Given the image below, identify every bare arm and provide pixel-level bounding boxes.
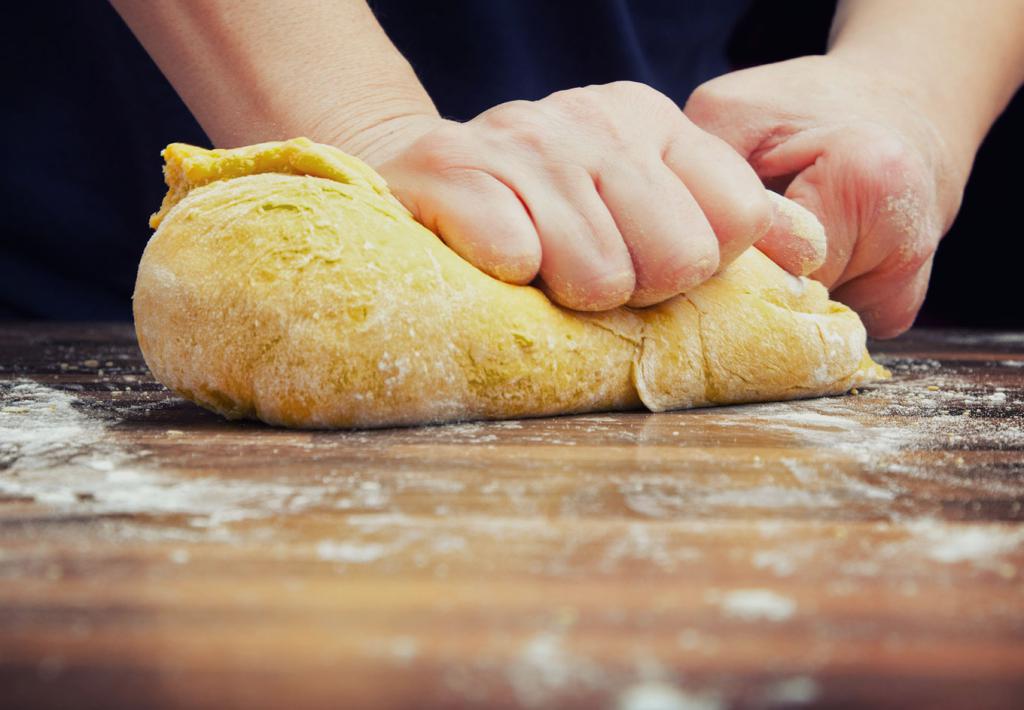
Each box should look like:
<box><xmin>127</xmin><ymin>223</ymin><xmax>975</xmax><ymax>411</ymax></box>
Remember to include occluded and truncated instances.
<box><xmin>830</xmin><ymin>0</ymin><xmax>1024</xmax><ymax>174</ymax></box>
<box><xmin>109</xmin><ymin>0</ymin><xmax>790</xmax><ymax>313</ymax></box>
<box><xmin>110</xmin><ymin>0</ymin><xmax>438</xmax><ymax>162</ymax></box>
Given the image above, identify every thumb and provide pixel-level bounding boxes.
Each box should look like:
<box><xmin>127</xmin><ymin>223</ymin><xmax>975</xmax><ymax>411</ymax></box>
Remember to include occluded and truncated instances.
<box><xmin>757</xmin><ymin>131</ymin><xmax>853</xmax><ymax>287</ymax></box>
<box><xmin>726</xmin><ymin>124</ymin><xmax>842</xmax><ymax>281</ymax></box>
<box><xmin>755</xmin><ymin>193</ymin><xmax>827</xmax><ymax>276</ymax></box>
<box><xmin>685</xmin><ymin>78</ymin><xmax>835</xmax><ymax>277</ymax></box>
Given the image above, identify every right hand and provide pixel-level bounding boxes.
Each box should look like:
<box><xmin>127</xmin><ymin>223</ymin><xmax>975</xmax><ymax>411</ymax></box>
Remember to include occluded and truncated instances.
<box><xmin>684</xmin><ymin>55</ymin><xmax>967</xmax><ymax>337</ymax></box>
<box><xmin>359</xmin><ymin>81</ymin><xmax>776</xmax><ymax>311</ymax></box>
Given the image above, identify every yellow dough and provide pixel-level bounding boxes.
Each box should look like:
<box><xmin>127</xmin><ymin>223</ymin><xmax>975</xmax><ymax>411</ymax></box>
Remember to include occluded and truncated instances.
<box><xmin>133</xmin><ymin>138</ymin><xmax>888</xmax><ymax>428</ymax></box>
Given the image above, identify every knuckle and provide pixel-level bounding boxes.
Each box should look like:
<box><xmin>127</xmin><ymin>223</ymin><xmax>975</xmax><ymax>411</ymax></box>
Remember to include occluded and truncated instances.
<box><xmin>844</xmin><ymin>128</ymin><xmax>931</xmax><ymax>206</ymax></box>
<box><xmin>842</xmin><ymin>127</ymin><xmax>941</xmax><ymax>252</ymax></box>
<box><xmin>608</xmin><ymin>80</ymin><xmax>679</xmax><ymax>118</ymax></box>
<box><xmin>684</xmin><ymin>80</ymin><xmax>727</xmax><ymax>123</ymax></box>
<box><xmin>481</xmin><ymin>100</ymin><xmax>537</xmax><ymax>130</ymax></box>
<box><xmin>543</xmin><ymin>221</ymin><xmax>636</xmax><ymax>309</ymax></box>
<box><xmin>607</xmin><ymin>79</ymin><xmax>644</xmax><ymax>91</ymax></box>
<box><xmin>410</xmin><ymin>124</ymin><xmax>470</xmax><ymax>173</ymax></box>
<box><xmin>854</xmin><ymin>130</ymin><xmax>918</xmax><ymax>177</ymax></box>
<box><xmin>547</xmin><ymin>87</ymin><xmax>616</xmax><ymax>131</ymax></box>
<box><xmin>482</xmin><ymin>100</ymin><xmax>554</xmax><ymax>153</ymax></box>
<box><xmin>606</xmin><ymin>80</ymin><xmax>663</xmax><ymax>102</ymax></box>
<box><xmin>552</xmin><ymin>82</ymin><xmax>678</xmax><ymax>138</ymax></box>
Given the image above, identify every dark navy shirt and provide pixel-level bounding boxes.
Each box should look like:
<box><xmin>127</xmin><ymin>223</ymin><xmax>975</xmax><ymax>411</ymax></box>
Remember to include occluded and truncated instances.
<box><xmin>1</xmin><ymin>1</ymin><xmax>750</xmax><ymax>319</ymax></box>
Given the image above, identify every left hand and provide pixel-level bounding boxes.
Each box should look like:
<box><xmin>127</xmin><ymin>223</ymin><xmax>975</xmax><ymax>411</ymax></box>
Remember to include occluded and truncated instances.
<box><xmin>685</xmin><ymin>54</ymin><xmax>970</xmax><ymax>337</ymax></box>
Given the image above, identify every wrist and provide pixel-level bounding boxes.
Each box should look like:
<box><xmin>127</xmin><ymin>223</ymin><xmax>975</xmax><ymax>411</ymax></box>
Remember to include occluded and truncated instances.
<box><xmin>827</xmin><ymin>46</ymin><xmax>979</xmax><ymax>152</ymax></box>
<box><xmin>822</xmin><ymin>50</ymin><xmax>975</xmax><ymax>224</ymax></box>
<box><xmin>339</xmin><ymin>111</ymin><xmax>444</xmax><ymax>168</ymax></box>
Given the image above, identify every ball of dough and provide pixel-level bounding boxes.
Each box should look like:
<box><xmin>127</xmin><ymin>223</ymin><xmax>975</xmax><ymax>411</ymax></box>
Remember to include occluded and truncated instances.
<box><xmin>133</xmin><ymin>139</ymin><xmax>887</xmax><ymax>428</ymax></box>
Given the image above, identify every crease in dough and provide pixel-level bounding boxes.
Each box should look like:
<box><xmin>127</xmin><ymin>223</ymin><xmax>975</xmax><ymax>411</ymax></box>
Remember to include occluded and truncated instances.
<box><xmin>133</xmin><ymin>138</ymin><xmax>888</xmax><ymax>429</ymax></box>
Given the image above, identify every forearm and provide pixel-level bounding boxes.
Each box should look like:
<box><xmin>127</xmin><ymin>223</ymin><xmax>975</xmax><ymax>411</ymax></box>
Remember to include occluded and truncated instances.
<box><xmin>830</xmin><ymin>0</ymin><xmax>1024</xmax><ymax>165</ymax></box>
<box><xmin>110</xmin><ymin>0</ymin><xmax>438</xmax><ymax>162</ymax></box>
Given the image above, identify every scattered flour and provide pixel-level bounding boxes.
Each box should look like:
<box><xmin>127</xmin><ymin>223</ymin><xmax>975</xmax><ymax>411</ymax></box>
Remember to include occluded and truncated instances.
<box><xmin>757</xmin><ymin>676</ymin><xmax>820</xmax><ymax>705</ymax></box>
<box><xmin>3</xmin><ymin>340</ymin><xmax>1022</xmax><ymax>709</ymax></box>
<box><xmin>616</xmin><ymin>682</ymin><xmax>722</xmax><ymax>710</ymax></box>
<box><xmin>905</xmin><ymin>520</ymin><xmax>1024</xmax><ymax>564</ymax></box>
<box><xmin>752</xmin><ymin>549</ymin><xmax>798</xmax><ymax>577</ymax></box>
<box><xmin>362</xmin><ymin>635</ymin><xmax>420</xmax><ymax>665</ymax></box>
<box><xmin>942</xmin><ymin>332</ymin><xmax>1024</xmax><ymax>346</ymax></box>
<box><xmin>168</xmin><ymin>548</ymin><xmax>191</xmax><ymax>565</ymax></box>
<box><xmin>506</xmin><ymin>629</ymin><xmax>604</xmax><ymax>708</ymax></box>
<box><xmin>0</xmin><ymin>380</ymin><xmax>360</xmax><ymax>527</ymax></box>
<box><xmin>388</xmin><ymin>636</ymin><xmax>419</xmax><ymax>663</ymax></box>
<box><xmin>316</xmin><ymin>540</ymin><xmax>392</xmax><ymax>563</ymax></box>
<box><xmin>1</xmin><ymin>380</ymin><xmax>107</xmax><ymax>471</ymax></box>
<box><xmin>714</xmin><ymin>589</ymin><xmax>797</xmax><ymax>622</ymax></box>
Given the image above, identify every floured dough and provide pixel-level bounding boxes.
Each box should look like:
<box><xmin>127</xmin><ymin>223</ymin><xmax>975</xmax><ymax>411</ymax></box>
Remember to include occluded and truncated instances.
<box><xmin>133</xmin><ymin>138</ymin><xmax>887</xmax><ymax>428</ymax></box>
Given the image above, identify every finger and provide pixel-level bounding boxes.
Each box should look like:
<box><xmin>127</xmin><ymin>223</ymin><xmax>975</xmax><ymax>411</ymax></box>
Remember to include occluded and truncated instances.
<box><xmin>766</xmin><ymin>126</ymin><xmax>933</xmax><ymax>291</ymax></box>
<box><xmin>780</xmin><ymin>166</ymin><xmax>856</xmax><ymax>289</ymax></box>
<box><xmin>519</xmin><ymin>166</ymin><xmax>636</xmax><ymax>311</ymax></box>
<box><xmin>754</xmin><ymin>192</ymin><xmax>827</xmax><ymax>276</ymax></box>
<box><xmin>389</xmin><ymin>167</ymin><xmax>542</xmax><ymax>284</ymax></box>
<box><xmin>831</xmin><ymin>254</ymin><xmax>934</xmax><ymax>338</ymax></box>
<box><xmin>662</xmin><ymin>126</ymin><xmax>773</xmax><ymax>268</ymax></box>
<box><xmin>596</xmin><ymin>161</ymin><xmax>719</xmax><ymax>307</ymax></box>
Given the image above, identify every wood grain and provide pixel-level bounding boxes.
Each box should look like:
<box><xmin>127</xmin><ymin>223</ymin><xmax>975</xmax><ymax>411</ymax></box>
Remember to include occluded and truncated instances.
<box><xmin>1</xmin><ymin>323</ymin><xmax>1022</xmax><ymax>709</ymax></box>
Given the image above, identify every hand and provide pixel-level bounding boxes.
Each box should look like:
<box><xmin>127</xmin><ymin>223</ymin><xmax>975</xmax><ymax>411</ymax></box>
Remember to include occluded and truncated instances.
<box><xmin>685</xmin><ymin>55</ymin><xmax>969</xmax><ymax>337</ymax></box>
<box><xmin>359</xmin><ymin>82</ymin><xmax>775</xmax><ymax>311</ymax></box>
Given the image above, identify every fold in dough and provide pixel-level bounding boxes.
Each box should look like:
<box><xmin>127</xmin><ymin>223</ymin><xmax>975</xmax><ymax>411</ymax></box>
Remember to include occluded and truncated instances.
<box><xmin>133</xmin><ymin>138</ymin><xmax>888</xmax><ymax>428</ymax></box>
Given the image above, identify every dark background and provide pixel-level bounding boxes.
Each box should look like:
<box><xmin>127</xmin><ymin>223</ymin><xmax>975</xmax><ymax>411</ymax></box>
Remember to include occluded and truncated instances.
<box><xmin>1</xmin><ymin>0</ymin><xmax>1019</xmax><ymax>327</ymax></box>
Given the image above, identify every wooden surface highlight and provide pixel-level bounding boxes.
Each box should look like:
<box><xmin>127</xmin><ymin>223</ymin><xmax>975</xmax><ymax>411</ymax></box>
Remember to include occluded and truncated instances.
<box><xmin>1</xmin><ymin>324</ymin><xmax>1022</xmax><ymax>709</ymax></box>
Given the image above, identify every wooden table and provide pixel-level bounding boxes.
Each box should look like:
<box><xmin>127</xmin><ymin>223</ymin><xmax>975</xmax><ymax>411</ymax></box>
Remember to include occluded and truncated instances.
<box><xmin>1</xmin><ymin>324</ymin><xmax>1022</xmax><ymax>709</ymax></box>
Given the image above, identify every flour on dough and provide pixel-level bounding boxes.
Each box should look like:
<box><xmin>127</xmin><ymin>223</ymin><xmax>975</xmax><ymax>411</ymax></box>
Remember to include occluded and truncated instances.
<box><xmin>133</xmin><ymin>139</ymin><xmax>887</xmax><ymax>428</ymax></box>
